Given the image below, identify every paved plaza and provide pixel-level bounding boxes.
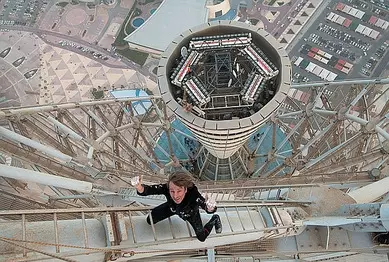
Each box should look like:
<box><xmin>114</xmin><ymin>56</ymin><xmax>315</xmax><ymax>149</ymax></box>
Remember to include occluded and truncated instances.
<box><xmin>0</xmin><ymin>31</ymin><xmax>156</xmax><ymax>108</ymax></box>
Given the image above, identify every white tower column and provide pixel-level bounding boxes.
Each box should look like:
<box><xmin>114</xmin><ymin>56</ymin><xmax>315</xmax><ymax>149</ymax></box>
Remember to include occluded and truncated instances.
<box><xmin>158</xmin><ymin>21</ymin><xmax>290</xmax><ymax>162</ymax></box>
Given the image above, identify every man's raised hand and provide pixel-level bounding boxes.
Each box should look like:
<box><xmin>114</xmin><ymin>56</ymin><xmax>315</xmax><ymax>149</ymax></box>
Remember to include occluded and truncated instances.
<box><xmin>130</xmin><ymin>176</ymin><xmax>141</xmax><ymax>187</ymax></box>
<box><xmin>130</xmin><ymin>175</ymin><xmax>144</xmax><ymax>193</ymax></box>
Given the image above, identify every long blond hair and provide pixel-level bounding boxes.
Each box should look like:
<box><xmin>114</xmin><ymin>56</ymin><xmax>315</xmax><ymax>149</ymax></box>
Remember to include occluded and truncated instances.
<box><xmin>168</xmin><ymin>172</ymin><xmax>194</xmax><ymax>189</ymax></box>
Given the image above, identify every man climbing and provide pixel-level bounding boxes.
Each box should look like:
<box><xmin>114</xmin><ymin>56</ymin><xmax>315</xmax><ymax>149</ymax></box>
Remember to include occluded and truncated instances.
<box><xmin>130</xmin><ymin>172</ymin><xmax>222</xmax><ymax>242</ymax></box>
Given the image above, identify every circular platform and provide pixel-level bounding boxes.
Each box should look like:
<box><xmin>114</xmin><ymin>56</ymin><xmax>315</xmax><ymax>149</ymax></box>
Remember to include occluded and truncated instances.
<box><xmin>158</xmin><ymin>21</ymin><xmax>291</xmax><ymax>160</ymax></box>
<box><xmin>65</xmin><ymin>8</ymin><xmax>87</xmax><ymax>26</ymax></box>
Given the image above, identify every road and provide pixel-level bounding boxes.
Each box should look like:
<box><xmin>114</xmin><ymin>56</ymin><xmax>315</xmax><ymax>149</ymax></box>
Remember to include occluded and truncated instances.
<box><xmin>269</xmin><ymin>0</ymin><xmax>308</xmax><ymax>36</ymax></box>
<box><xmin>244</xmin><ymin>0</ymin><xmax>308</xmax><ymax>35</ymax></box>
<box><xmin>372</xmin><ymin>51</ymin><xmax>389</xmax><ymax>78</ymax></box>
<box><xmin>286</xmin><ymin>0</ymin><xmax>330</xmax><ymax>52</ymax></box>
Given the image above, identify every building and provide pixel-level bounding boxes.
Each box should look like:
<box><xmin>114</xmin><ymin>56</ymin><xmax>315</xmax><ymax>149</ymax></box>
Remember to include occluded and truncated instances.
<box><xmin>124</xmin><ymin>0</ymin><xmax>237</xmax><ymax>55</ymax></box>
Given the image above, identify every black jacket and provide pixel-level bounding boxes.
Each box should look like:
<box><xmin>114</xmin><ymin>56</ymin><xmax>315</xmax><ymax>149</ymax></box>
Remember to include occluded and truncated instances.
<box><xmin>138</xmin><ymin>184</ymin><xmax>216</xmax><ymax>220</ymax></box>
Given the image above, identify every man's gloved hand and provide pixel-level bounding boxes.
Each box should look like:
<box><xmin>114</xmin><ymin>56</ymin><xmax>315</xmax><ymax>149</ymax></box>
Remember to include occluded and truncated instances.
<box><xmin>130</xmin><ymin>175</ymin><xmax>144</xmax><ymax>193</ymax></box>
<box><xmin>130</xmin><ymin>175</ymin><xmax>142</xmax><ymax>187</ymax></box>
<box><xmin>205</xmin><ymin>198</ymin><xmax>216</xmax><ymax>212</ymax></box>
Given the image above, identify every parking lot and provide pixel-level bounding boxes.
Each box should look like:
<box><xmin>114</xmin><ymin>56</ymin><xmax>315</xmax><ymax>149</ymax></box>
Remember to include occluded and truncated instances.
<box><xmin>289</xmin><ymin>0</ymin><xmax>389</xmax><ymax>83</ymax></box>
<box><xmin>0</xmin><ymin>0</ymin><xmax>48</xmax><ymax>26</ymax></box>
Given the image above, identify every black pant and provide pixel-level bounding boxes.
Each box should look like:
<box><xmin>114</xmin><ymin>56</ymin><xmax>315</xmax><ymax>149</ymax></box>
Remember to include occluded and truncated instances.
<box><xmin>146</xmin><ymin>202</ymin><xmax>215</xmax><ymax>242</ymax></box>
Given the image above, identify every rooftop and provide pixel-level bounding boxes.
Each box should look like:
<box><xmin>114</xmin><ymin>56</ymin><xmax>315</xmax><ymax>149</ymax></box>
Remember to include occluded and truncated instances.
<box><xmin>124</xmin><ymin>0</ymin><xmax>209</xmax><ymax>53</ymax></box>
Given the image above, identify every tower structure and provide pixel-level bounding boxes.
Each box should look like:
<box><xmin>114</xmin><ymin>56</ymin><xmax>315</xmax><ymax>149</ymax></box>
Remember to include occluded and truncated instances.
<box><xmin>1</xmin><ymin>20</ymin><xmax>389</xmax><ymax>262</ymax></box>
<box><xmin>158</xmin><ymin>21</ymin><xmax>291</xmax><ymax>180</ymax></box>
<box><xmin>0</xmin><ymin>77</ymin><xmax>389</xmax><ymax>262</ymax></box>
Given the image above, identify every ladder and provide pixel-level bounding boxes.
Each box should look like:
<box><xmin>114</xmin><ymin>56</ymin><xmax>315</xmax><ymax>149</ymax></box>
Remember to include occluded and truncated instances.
<box><xmin>199</xmin><ymin>184</ymin><xmax>318</xmax><ymax>204</ymax></box>
<box><xmin>0</xmin><ymin>204</ymin><xmax>301</xmax><ymax>261</ymax></box>
<box><xmin>118</xmin><ymin>184</ymin><xmax>318</xmax><ymax>206</ymax></box>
